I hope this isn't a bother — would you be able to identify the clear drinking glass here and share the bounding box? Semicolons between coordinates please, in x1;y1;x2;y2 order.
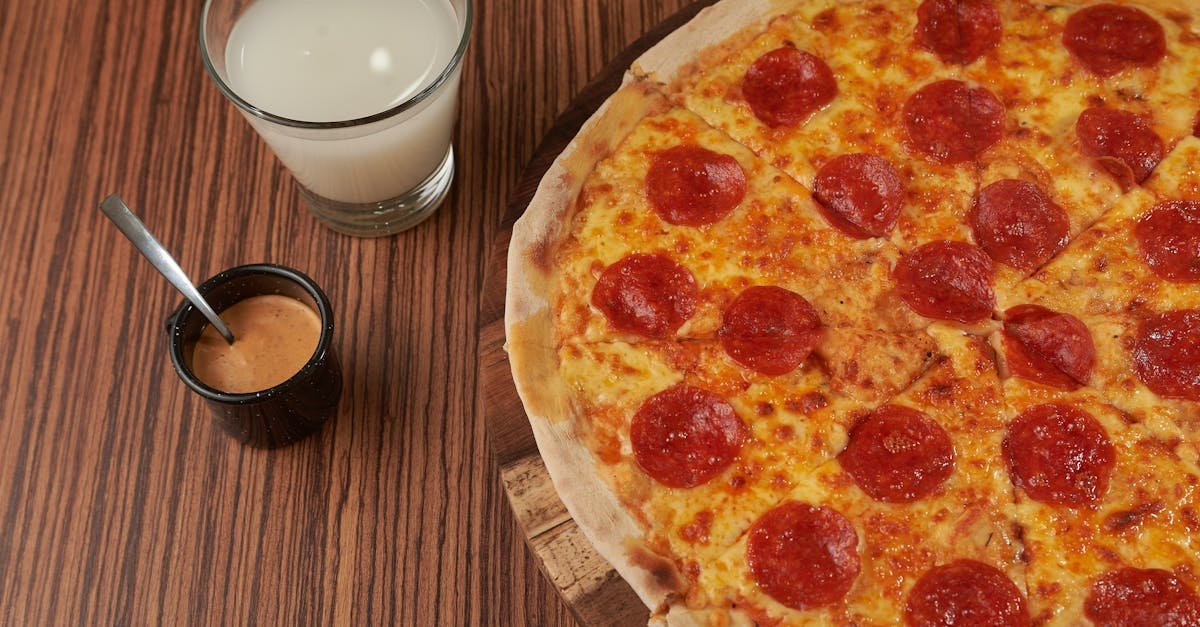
200;0;473;237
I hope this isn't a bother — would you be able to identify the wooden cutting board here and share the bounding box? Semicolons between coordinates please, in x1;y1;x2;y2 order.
478;1;718;623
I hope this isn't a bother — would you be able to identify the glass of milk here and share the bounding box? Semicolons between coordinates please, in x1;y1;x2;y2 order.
200;0;472;236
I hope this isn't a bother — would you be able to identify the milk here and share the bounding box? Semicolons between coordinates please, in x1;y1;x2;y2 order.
223;0;463;204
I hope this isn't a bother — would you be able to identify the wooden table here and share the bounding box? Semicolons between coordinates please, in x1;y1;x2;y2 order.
0;0;689;623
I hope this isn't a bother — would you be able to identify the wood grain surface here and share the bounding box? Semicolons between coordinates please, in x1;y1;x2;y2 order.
478;1;718;624
0;0;688;624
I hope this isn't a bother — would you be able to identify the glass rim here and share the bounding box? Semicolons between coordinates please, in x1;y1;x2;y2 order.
198;0;474;130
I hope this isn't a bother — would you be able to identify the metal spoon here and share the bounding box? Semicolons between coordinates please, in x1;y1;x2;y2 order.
99;194;236;345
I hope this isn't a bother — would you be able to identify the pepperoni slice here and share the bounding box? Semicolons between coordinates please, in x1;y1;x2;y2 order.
837;405;955;503
718;286;822;376
630;385;747;488
742;47;837;128
903;80;1005;164
746;501;860;610
1076;107;1164;188
914;0;1002;65
813;153;904;239
591;253;698;338
970;179;1070;272
1086;568;1200;627
895;240;996;323
1133;310;1200;401
646;145;747;226
905;560;1030;627
1063;4;1165;77
1002;305;1095;391
1003;403;1115;507
1135;201;1200;282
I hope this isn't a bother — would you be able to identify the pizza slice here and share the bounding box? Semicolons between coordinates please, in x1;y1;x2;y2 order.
552;85;927;342
1001;136;1200;317
997;378;1200;625
673;325;1026;624
1065;1;1200;148
970;0;1200;189
556;339;861;588
992;134;1200;452
639;0;985;250
542;82;945;403
1085;314;1200;456
959;1;1199;299
989;298;1200;464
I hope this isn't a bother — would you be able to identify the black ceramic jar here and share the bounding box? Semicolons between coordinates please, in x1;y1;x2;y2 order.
167;264;341;448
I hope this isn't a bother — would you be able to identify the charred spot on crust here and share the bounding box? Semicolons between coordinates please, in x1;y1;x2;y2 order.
529;235;556;273
627;544;685;593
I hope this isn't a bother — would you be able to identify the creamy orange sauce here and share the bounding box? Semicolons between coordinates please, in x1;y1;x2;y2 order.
191;295;321;393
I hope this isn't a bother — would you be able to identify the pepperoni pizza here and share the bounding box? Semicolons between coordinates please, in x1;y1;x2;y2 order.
506;0;1200;624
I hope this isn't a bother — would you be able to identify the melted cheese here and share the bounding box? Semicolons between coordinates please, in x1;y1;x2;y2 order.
999;135;1200;459
554;104;925;346
968;2;1126;231
694;327;1023;624
999;380;1200;625
1002;137;1200;316
559;340;858;575
663;0;977;250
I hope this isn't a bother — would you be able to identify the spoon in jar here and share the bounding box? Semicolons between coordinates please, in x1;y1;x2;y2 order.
99;194;236;345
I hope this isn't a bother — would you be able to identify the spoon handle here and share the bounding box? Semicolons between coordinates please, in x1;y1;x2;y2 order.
99;194;236;344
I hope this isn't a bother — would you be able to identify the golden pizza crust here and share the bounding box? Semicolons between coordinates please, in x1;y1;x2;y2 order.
506;78;688;612
506;2;789;612
506;77;666;351
631;0;794;85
